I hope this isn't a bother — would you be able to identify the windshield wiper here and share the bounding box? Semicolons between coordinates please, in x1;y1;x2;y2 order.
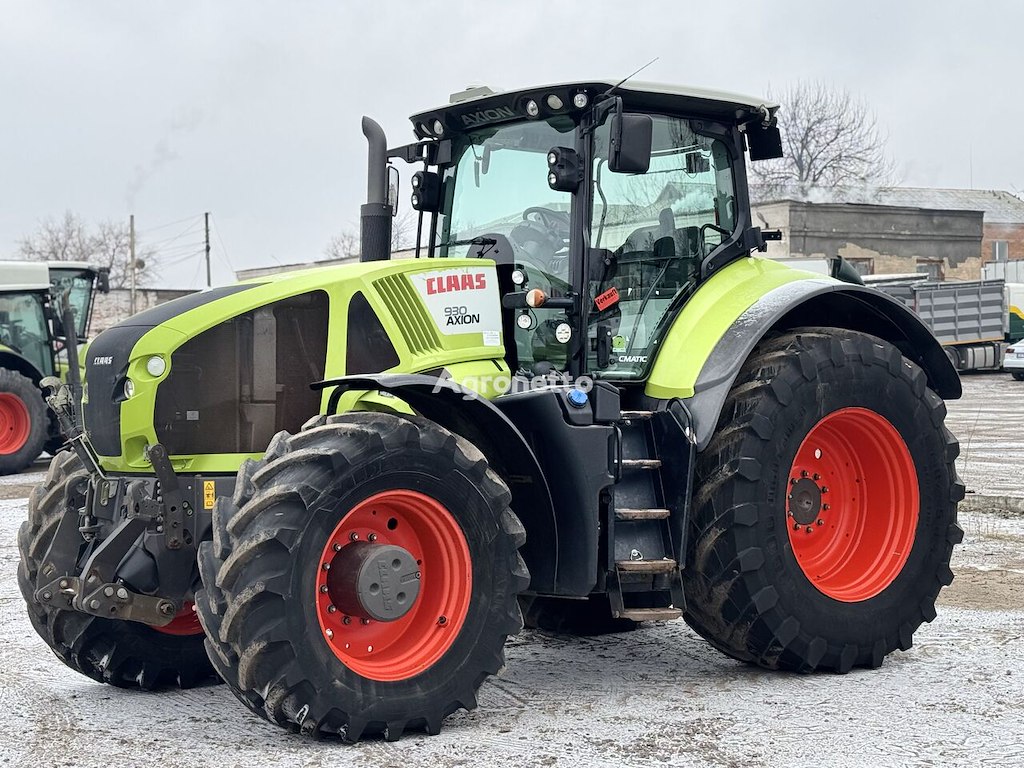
445;237;497;247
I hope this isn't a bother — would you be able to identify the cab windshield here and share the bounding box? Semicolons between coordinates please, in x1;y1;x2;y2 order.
0;291;52;376
439;117;577;372
48;267;95;339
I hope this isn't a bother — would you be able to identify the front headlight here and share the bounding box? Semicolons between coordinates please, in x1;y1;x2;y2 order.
123;378;135;399
146;355;166;377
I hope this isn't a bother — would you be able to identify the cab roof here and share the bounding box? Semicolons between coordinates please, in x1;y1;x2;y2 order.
0;261;51;292
410;80;778;139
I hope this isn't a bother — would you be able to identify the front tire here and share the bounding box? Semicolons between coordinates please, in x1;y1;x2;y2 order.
1011;371;1024;381
683;329;964;672
17;450;215;689
196;412;529;741
0;369;46;474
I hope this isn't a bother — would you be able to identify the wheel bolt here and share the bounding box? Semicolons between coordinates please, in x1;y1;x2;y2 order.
333;543;342;552
368;533;378;542
805;526;813;533
438;615;448;626
801;470;808;478
787;511;794;518
821;487;829;494
328;605;336;613
792;523;800;530
360;618;370;625
790;478;798;486
812;473;820;481
320;585;328;593
322;562;330;571
342;616;351;625
817;519;824;526
326;628;334;639
349;532;360;542
823;504;830;511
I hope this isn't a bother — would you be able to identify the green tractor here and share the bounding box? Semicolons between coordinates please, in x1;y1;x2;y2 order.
19;81;963;741
0;260;108;473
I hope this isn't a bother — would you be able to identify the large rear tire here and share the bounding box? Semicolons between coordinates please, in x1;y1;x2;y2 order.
0;368;46;474
683;329;964;672
196;412;529;741
17;450;216;689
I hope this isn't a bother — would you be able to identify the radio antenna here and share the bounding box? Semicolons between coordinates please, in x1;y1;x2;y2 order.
602;57;659;97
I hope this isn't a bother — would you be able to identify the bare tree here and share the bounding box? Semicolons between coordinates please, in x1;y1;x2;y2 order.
322;210;418;261
17;211;154;288
749;82;897;201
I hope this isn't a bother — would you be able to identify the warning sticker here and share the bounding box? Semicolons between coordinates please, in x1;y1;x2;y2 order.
409;266;502;339
203;480;216;510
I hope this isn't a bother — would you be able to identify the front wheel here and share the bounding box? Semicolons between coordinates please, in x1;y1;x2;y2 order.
683;329;963;672
1011;371;1024;381
196;412;529;741
0;369;47;474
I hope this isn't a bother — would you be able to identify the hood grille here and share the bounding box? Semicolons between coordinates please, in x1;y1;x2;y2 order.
373;274;441;355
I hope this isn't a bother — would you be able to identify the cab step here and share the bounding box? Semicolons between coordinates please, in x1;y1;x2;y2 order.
615;607;683;622
615;507;671;521
620;458;662;470
619;410;654;421
616;558;678;574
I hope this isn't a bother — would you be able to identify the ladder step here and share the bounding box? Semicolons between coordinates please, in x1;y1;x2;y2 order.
620;410;654;421
615;507;671;521
621;458;662;470
616;607;683;622
616;558;678;574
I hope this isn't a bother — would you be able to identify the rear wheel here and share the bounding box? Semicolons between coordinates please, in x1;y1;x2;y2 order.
17;450;216;689
683;329;963;672
0;369;46;474
196;412;529;741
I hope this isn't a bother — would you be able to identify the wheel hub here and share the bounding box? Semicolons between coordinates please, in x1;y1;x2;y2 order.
327;541;421;622
788;477;822;526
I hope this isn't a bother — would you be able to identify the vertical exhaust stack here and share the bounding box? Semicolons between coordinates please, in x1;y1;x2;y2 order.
360;116;393;262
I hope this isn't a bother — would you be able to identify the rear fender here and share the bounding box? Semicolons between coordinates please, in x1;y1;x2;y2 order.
646;261;960;451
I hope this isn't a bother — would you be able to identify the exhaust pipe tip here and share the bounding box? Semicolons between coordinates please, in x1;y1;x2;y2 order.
360;116;393;263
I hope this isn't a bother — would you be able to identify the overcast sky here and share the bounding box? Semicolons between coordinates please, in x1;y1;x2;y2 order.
2;0;1022;287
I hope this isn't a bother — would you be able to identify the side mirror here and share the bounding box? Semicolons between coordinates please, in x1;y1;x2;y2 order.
747;125;784;161
97;268;110;293
387;165;400;216
609;113;652;174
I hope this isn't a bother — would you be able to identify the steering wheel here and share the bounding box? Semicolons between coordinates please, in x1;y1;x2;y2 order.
522;206;570;239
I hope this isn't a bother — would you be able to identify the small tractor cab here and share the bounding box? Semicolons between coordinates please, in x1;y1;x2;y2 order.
0;260;108;472
20;81;963;743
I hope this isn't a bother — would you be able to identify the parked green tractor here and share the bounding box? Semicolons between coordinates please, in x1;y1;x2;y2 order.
0;260;108;473
19;81;963;741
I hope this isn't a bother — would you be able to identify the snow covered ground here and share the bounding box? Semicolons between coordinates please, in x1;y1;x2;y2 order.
0;373;1021;766
1;497;1022;768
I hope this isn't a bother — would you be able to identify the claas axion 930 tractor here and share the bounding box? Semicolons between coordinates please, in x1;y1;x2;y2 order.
19;80;964;742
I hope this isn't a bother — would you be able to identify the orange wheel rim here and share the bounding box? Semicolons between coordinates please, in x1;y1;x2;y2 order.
0;393;31;454
315;490;472;682
152;601;204;636
786;407;919;602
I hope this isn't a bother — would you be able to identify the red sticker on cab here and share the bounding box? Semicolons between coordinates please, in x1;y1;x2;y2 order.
594;287;619;311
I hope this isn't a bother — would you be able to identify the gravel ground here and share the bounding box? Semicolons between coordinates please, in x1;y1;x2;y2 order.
1;499;1022;768
947;372;1024;497
1;374;1022;767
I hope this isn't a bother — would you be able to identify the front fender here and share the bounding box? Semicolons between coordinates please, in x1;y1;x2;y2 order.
646;258;959;450
315;373;559;593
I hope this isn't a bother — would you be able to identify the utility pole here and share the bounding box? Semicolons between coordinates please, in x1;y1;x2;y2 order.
129;214;136;315
204;212;212;288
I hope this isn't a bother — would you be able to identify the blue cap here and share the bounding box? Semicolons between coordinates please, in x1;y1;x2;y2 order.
567;388;589;408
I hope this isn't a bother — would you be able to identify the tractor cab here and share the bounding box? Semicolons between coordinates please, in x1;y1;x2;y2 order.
379;81;783;383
